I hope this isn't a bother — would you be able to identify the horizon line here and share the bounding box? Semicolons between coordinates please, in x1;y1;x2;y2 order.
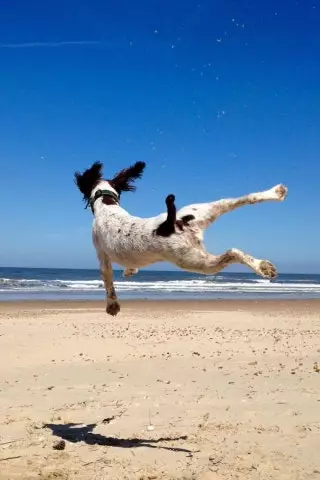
0;265;317;276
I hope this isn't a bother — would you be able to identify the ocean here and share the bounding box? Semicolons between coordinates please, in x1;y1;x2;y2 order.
0;267;320;301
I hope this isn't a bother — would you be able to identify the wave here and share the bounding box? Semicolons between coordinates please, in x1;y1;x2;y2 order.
1;277;320;294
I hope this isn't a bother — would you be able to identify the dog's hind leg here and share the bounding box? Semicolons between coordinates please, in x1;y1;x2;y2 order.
185;184;287;229
172;247;277;279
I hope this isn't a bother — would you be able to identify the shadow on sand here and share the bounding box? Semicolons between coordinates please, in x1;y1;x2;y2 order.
44;423;192;454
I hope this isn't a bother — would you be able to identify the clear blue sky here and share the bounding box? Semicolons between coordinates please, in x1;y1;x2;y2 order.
0;0;319;273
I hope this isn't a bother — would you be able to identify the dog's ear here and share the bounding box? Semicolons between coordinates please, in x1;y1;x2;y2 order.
110;161;146;194
74;161;103;202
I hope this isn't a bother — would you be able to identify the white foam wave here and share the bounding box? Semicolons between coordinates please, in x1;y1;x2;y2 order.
1;277;320;294
115;280;320;293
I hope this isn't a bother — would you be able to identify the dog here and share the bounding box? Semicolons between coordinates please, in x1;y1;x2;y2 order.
75;161;287;316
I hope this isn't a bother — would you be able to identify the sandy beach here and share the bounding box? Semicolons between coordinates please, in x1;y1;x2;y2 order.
0;300;319;479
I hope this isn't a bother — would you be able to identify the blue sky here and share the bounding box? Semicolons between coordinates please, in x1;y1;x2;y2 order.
0;0;319;272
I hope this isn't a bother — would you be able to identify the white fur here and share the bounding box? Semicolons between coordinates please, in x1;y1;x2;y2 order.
90;181;288;316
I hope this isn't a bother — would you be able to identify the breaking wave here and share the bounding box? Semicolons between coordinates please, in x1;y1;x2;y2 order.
1;276;320;295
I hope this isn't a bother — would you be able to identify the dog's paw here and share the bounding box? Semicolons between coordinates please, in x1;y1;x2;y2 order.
270;184;288;201
256;260;277;279
106;299;121;316
123;268;138;277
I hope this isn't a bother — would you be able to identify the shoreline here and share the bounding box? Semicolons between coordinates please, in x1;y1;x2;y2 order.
1;297;320;312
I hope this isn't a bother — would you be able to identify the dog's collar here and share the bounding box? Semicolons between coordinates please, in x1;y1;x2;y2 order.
88;189;120;210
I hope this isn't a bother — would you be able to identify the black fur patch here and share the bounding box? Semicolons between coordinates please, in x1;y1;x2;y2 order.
110;161;146;194
102;197;118;206
181;214;195;224
74;162;103;204
155;194;177;237
155;196;196;237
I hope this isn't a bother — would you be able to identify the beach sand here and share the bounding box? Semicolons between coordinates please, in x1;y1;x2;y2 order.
0;300;319;479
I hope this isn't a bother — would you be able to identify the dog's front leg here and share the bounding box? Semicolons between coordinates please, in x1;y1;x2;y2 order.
93;233;120;316
98;252;120;316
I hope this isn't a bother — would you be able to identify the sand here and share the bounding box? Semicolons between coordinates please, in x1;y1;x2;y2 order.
0;300;320;479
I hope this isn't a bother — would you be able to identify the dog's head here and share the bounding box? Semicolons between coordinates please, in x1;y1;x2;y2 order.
74;161;146;208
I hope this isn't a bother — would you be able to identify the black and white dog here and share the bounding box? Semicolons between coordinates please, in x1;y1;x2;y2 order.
75;161;287;316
